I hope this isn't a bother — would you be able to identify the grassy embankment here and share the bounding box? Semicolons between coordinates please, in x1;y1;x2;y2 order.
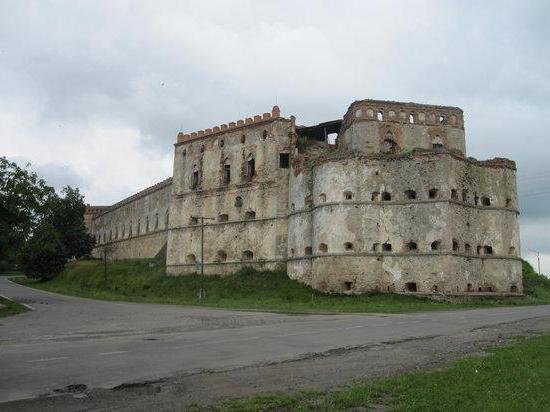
13;258;550;313
211;334;550;411
0;296;28;318
1;271;29;318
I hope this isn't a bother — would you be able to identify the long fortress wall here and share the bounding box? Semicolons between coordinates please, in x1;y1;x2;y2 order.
87;178;172;260
86;99;522;296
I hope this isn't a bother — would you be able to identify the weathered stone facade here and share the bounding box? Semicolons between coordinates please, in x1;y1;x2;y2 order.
86;99;522;295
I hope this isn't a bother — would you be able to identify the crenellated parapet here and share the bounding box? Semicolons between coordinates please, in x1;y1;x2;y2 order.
176;105;282;144
341;99;464;134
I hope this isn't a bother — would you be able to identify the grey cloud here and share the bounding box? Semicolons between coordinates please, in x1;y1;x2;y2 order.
1;0;549;258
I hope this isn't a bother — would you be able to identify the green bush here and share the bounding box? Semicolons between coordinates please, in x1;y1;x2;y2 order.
17;223;67;280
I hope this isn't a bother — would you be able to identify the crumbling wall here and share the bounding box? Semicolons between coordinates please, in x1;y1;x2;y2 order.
339;99;466;155
287;149;521;295
166;107;291;275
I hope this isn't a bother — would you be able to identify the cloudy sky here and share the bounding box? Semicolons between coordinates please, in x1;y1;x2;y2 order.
1;0;549;272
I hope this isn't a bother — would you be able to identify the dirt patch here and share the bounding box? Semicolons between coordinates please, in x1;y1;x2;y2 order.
4;316;550;411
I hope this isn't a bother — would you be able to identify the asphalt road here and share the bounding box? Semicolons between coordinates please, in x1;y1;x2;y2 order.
2;277;550;403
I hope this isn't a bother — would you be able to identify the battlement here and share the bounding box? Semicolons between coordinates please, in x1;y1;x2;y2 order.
341;99;464;133
85;205;111;215
176;105;282;144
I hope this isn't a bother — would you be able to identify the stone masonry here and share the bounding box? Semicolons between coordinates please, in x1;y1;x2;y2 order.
86;99;522;295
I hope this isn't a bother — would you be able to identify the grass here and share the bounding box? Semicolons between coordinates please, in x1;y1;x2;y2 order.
210;334;550;411
0;296;29;318
12;259;550;314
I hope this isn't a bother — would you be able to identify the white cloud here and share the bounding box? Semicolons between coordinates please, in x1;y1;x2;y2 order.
1;0;549;256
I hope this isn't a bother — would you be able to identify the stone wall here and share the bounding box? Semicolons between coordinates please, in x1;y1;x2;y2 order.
287;150;521;294
89;178;172;259
166;106;292;275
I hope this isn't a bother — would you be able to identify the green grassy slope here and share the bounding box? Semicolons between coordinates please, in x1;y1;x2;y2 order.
213;334;550;411
14;258;550;314
0;296;29;318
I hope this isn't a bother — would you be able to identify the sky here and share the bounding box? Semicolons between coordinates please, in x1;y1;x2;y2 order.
1;0;549;273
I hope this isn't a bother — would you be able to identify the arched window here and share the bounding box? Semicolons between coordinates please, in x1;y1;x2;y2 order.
216;250;227;262
191;165;199;189
319;243;328;253
406;241;417;252
186;254;196;264
382;133;397;154
235;196;243;208
382;191;392;201
262;129;268;139
404;190;416;200
218;214;229;222
145;216;149;233
465;243;472;254
240;134;246;144
462;190;468;202
129;221;133;237
409;113;415;124
371;192;380;201
305;246;312;255
319;193;327;203
405;282;417;292
452;239;459;251
432;135;444;150
372;243;380;252
481;196;491;206
344;242;354;251
431;240;441;251
382;243;392;252
223;162;231;184
428;188;438;199
484;245;494;255
247;154;255;179
137;220;141;235
155;213;159;230
242;250;253;260
377;111;384;121
165;210;169;227
344;191;353;200
451;189;458;200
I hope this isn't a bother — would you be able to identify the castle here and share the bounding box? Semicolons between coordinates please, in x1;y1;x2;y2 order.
85;99;522;295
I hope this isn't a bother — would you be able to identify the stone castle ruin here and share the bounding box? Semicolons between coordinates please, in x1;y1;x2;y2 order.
86;99;522;295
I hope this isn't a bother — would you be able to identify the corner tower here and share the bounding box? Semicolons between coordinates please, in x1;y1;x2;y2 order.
287;99;521;295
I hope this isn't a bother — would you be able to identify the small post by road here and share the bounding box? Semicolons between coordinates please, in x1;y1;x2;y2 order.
192;215;215;300
530;249;541;275
103;248;107;282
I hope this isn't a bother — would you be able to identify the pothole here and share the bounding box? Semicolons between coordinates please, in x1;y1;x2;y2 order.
53;384;88;394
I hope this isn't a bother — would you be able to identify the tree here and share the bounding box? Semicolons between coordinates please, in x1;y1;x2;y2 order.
0;157;55;269
45;186;95;259
17;223;67;280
